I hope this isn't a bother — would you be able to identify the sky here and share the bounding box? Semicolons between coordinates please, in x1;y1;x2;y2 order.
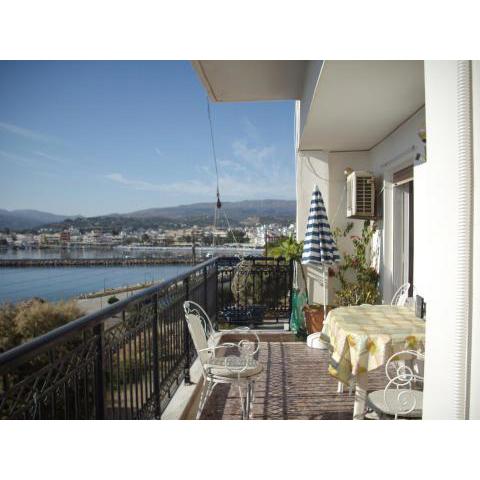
0;61;295;216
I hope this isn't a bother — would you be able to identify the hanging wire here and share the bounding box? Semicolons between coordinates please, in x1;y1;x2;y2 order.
206;96;221;209
205;95;243;253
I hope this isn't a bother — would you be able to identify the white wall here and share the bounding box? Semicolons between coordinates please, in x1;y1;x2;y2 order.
468;61;480;419
370;108;426;302
420;61;461;419
295;60;480;419
296;150;329;304
327;151;372;302
299;61;324;140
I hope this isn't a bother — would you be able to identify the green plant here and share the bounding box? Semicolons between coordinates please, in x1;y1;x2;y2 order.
269;235;309;302
0;299;84;353
108;296;120;304
332;221;380;306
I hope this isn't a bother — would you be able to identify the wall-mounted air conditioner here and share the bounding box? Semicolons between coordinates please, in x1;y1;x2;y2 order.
346;171;376;219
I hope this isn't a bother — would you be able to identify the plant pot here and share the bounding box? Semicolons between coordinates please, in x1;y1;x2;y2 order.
303;305;333;335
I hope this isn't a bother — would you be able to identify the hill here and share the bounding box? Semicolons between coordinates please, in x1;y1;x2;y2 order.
0;209;73;230
1;200;296;232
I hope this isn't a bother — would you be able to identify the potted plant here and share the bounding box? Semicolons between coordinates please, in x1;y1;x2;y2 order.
269;236;314;335
332;220;380;306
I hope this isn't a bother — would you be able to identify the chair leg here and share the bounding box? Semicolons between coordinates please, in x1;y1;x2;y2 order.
246;382;251;420
196;379;214;420
196;381;209;419
238;383;246;420
249;380;256;419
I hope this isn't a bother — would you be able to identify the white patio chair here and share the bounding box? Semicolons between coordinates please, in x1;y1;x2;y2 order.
366;350;424;419
391;282;411;306
183;300;263;420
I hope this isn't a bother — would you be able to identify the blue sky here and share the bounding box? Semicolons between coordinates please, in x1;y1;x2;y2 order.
0;61;295;216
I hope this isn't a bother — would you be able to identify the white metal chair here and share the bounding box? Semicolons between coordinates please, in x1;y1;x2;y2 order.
183;300;263;420
367;350;424;419
391;282;411;306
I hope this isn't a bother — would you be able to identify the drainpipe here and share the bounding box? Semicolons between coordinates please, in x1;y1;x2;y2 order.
454;60;474;419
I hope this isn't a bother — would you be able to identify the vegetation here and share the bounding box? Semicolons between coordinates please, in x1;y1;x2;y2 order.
269;235;309;302
108;296;120;304
0;299;84;353
332;221;380;306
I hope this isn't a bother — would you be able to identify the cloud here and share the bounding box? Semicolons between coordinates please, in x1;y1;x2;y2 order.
104;171;294;200
105;173;213;195
232;139;275;166
0;149;71;170
32;151;71;165
242;117;261;142
104;132;294;202
154;147;164;157
0;122;61;144
0;150;64;178
0;149;32;167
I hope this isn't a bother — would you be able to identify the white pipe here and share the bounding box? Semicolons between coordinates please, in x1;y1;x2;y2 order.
454;60;474;419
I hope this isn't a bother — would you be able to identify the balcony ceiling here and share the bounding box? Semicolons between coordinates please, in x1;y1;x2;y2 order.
300;60;425;151
192;60;307;102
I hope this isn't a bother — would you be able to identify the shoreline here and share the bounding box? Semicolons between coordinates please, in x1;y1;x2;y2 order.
0;257;197;267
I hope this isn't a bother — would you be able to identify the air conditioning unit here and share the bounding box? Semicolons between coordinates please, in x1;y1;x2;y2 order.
346;171;376;219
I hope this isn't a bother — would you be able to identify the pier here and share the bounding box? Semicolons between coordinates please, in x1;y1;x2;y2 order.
0;257;197;267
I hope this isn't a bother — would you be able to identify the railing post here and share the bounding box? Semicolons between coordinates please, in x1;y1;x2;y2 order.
183;276;191;385
93;323;105;420
212;260;218;330
215;260;220;325
203;265;208;317
288;259;294;321
152;293;161;418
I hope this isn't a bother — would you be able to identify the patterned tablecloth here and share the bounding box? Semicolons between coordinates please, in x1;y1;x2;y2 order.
321;305;425;385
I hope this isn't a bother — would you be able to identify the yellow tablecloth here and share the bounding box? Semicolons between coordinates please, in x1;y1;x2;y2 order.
321;305;425;385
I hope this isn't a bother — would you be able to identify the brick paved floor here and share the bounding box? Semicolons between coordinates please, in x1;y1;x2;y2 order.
200;341;390;420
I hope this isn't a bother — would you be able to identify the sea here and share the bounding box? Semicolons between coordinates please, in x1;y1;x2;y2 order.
0;247;191;304
0;245;261;304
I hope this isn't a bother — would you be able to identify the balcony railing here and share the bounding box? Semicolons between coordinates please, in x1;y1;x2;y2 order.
0;256;293;420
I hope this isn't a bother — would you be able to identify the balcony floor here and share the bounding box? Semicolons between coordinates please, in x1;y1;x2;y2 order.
200;340;389;420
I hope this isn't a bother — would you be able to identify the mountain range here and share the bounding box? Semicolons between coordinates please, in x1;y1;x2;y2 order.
0;200;296;231
0;209;75;231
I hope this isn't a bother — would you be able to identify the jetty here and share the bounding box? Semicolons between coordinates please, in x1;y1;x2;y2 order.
0;257;197;267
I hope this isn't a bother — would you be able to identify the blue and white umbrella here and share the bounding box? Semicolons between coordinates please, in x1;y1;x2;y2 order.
302;185;340;313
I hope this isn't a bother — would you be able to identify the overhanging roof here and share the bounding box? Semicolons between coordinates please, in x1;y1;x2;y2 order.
299;60;425;151
192;60;307;102
191;60;425;152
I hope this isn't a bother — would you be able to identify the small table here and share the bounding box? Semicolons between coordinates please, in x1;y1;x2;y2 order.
321;305;425;419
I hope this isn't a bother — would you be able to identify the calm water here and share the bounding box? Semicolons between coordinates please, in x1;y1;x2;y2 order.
0;246;188;260
0;264;191;304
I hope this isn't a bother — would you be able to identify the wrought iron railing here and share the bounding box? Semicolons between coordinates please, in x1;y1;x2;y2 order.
0;256;292;420
217;257;293;326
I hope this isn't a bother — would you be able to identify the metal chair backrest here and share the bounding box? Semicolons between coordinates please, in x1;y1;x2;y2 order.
384;349;424;418
183;301;214;365
391;282;410;306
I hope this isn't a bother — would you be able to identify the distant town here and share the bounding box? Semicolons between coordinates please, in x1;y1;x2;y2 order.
0;223;295;250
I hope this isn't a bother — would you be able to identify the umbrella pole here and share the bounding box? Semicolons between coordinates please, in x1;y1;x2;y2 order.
323;266;328;319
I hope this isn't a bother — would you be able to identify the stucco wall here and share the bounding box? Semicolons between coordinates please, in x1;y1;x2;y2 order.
299;61;324;140
420;61;460;419
327;151;372;303
296;150;329;304
470;60;480;419
370;108;426;302
297;111;426;308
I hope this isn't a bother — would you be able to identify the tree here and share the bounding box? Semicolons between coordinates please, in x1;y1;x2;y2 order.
269;235;309;303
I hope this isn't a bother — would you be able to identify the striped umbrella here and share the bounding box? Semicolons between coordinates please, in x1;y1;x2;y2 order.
302;185;340;314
